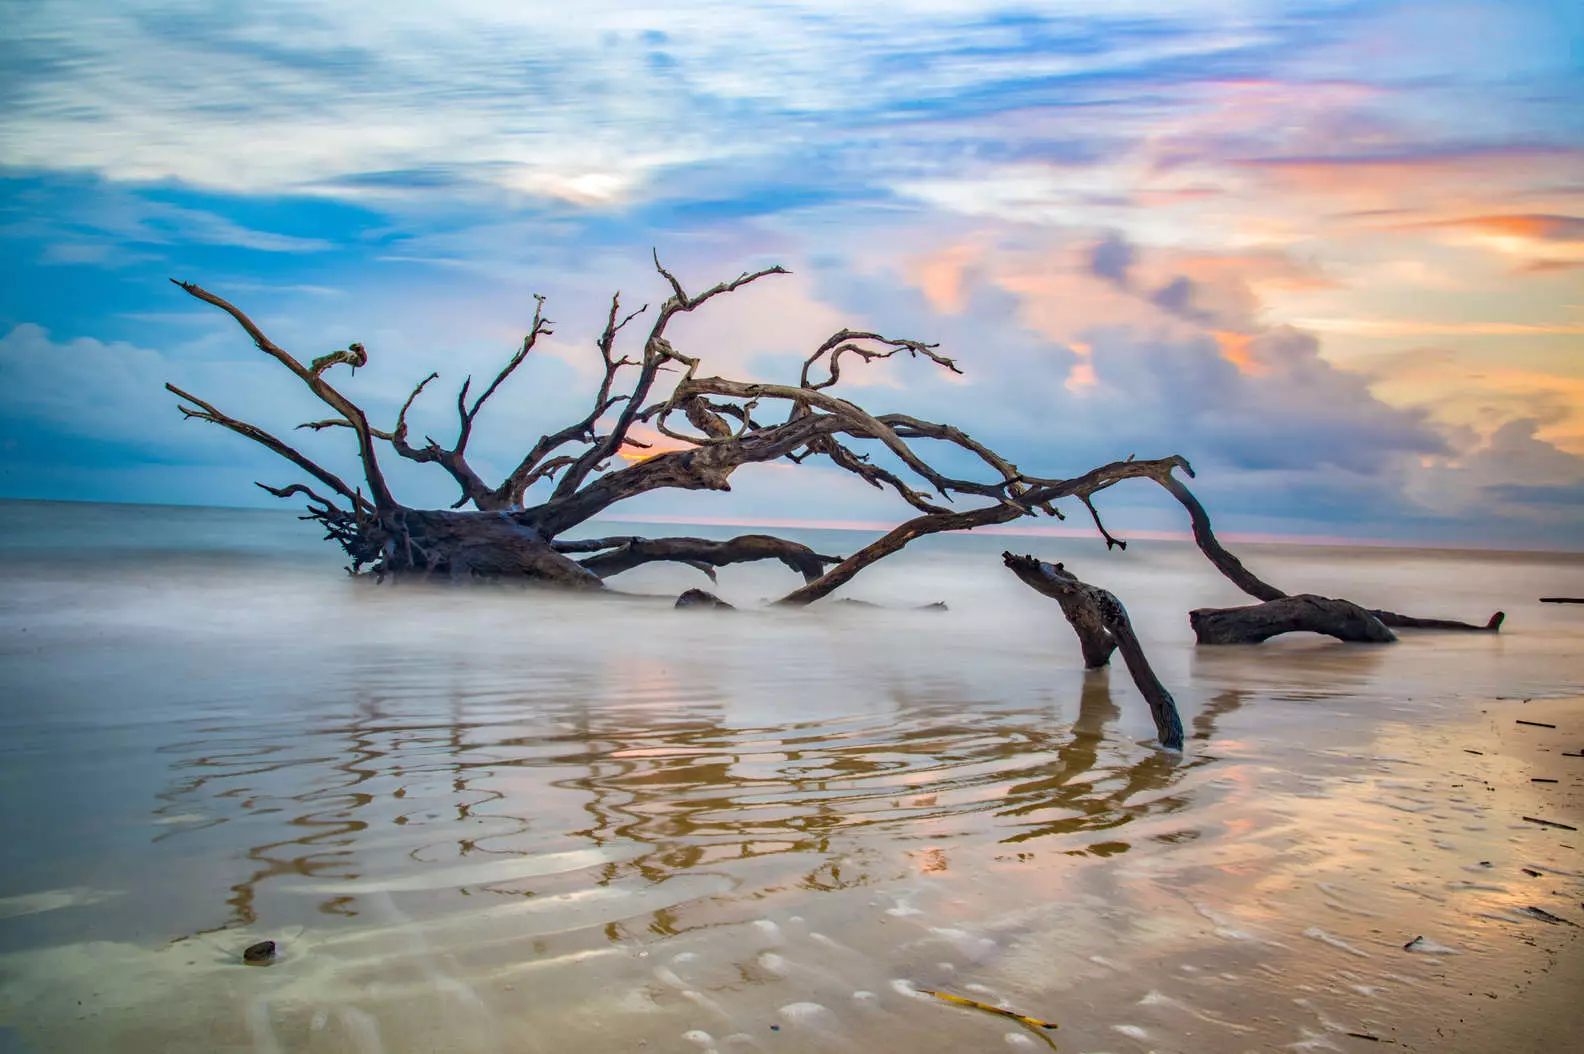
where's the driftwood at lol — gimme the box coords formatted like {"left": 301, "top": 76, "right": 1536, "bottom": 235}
{"left": 1370, "top": 608, "right": 1504, "bottom": 632}
{"left": 1002, "top": 553, "right": 1184, "bottom": 750}
{"left": 675, "top": 589, "right": 734, "bottom": 610}
{"left": 166, "top": 255, "right": 1257, "bottom": 607}
{"left": 1190, "top": 595, "right": 1397, "bottom": 645}
{"left": 1002, "top": 555, "right": 1117, "bottom": 668}
{"left": 1540, "top": 597, "right": 1584, "bottom": 604}
{"left": 552, "top": 534, "right": 840, "bottom": 583}
{"left": 1004, "top": 464, "right": 1504, "bottom": 742}
{"left": 169, "top": 255, "right": 1512, "bottom": 757}
{"left": 1189, "top": 598, "right": 1504, "bottom": 644}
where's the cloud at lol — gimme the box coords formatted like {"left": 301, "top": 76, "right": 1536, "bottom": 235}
{"left": 1292, "top": 318, "right": 1584, "bottom": 337}
{"left": 0, "top": 0, "right": 1305, "bottom": 202}
{"left": 1, "top": 0, "right": 1581, "bottom": 549}
{"left": 1088, "top": 231, "right": 1134, "bottom": 286}
{"left": 1405, "top": 213, "right": 1584, "bottom": 271}
{"left": 1405, "top": 418, "right": 1584, "bottom": 538}
{"left": 1426, "top": 215, "right": 1584, "bottom": 242}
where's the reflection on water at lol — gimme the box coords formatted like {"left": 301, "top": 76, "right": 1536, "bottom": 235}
{"left": 149, "top": 666, "right": 1221, "bottom": 944}
{"left": 0, "top": 501, "right": 1582, "bottom": 1052}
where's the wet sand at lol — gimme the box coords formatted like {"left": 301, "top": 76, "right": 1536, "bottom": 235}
{"left": 1435, "top": 696, "right": 1583, "bottom": 1054}
{"left": 1, "top": 501, "right": 1582, "bottom": 1052}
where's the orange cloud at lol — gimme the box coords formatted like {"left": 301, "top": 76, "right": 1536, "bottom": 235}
{"left": 1293, "top": 317, "right": 1584, "bottom": 337}
{"left": 1422, "top": 214, "right": 1584, "bottom": 241}
{"left": 1405, "top": 213, "right": 1584, "bottom": 271}
{"left": 909, "top": 242, "right": 983, "bottom": 315}
{"left": 1364, "top": 353, "right": 1584, "bottom": 455}
{"left": 1235, "top": 147, "right": 1580, "bottom": 213}
{"left": 1064, "top": 341, "right": 1096, "bottom": 392}
{"left": 1209, "top": 330, "right": 1268, "bottom": 376}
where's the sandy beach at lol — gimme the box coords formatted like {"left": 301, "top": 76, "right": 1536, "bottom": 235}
{"left": 1, "top": 502, "right": 1582, "bottom": 1052}
{"left": 1432, "top": 696, "right": 1583, "bottom": 1054}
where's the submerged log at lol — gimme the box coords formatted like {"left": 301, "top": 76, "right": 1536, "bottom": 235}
{"left": 554, "top": 534, "right": 841, "bottom": 583}
{"left": 676, "top": 588, "right": 734, "bottom": 609}
{"left": 1191, "top": 597, "right": 1504, "bottom": 644}
{"left": 1190, "top": 595, "right": 1396, "bottom": 645}
{"left": 1371, "top": 608, "right": 1504, "bottom": 632}
{"left": 1003, "top": 553, "right": 1184, "bottom": 750}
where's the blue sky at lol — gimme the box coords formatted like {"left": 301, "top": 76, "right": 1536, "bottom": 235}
{"left": 1, "top": 0, "right": 1581, "bottom": 548}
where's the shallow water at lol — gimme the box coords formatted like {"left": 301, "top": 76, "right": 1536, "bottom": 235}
{"left": 0, "top": 500, "right": 1581, "bottom": 1052}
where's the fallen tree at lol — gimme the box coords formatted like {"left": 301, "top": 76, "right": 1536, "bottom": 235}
{"left": 167, "top": 256, "right": 1501, "bottom": 750}
{"left": 166, "top": 255, "right": 1237, "bottom": 606}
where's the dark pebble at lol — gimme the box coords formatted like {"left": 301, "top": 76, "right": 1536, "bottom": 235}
{"left": 243, "top": 940, "right": 277, "bottom": 964}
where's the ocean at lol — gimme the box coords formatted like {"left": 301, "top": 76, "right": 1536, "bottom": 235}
{"left": 0, "top": 498, "right": 1580, "bottom": 1052}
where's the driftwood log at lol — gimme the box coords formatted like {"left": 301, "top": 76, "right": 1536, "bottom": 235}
{"left": 165, "top": 255, "right": 1278, "bottom": 608}
{"left": 1003, "top": 553, "right": 1184, "bottom": 750}
{"left": 1190, "top": 595, "right": 1397, "bottom": 645}
{"left": 1002, "top": 556, "right": 1117, "bottom": 668}
{"left": 1005, "top": 468, "right": 1503, "bottom": 745}
{"left": 1188, "top": 595, "right": 1503, "bottom": 644}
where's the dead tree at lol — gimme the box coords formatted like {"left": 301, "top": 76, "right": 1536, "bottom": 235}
{"left": 166, "top": 255, "right": 1242, "bottom": 605}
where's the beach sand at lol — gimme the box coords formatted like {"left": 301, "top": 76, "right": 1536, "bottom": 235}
{"left": 2, "top": 502, "right": 1582, "bottom": 1051}
{"left": 1434, "top": 696, "right": 1583, "bottom": 1054}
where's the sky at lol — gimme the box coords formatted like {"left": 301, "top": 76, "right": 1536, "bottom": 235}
{"left": 1, "top": 0, "right": 1581, "bottom": 549}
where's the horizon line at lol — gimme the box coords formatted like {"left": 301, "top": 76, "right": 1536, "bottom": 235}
{"left": 1, "top": 493, "right": 1575, "bottom": 558}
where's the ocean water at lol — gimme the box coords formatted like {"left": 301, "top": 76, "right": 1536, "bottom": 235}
{"left": 0, "top": 498, "right": 1581, "bottom": 1053}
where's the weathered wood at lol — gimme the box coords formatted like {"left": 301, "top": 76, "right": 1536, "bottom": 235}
{"left": 675, "top": 589, "right": 734, "bottom": 609}
{"left": 1154, "top": 472, "right": 1286, "bottom": 602}
{"left": 170, "top": 259, "right": 1242, "bottom": 596}
{"left": 1371, "top": 608, "right": 1504, "bottom": 632}
{"left": 1000, "top": 553, "right": 1116, "bottom": 668}
{"left": 1003, "top": 553, "right": 1183, "bottom": 750}
{"left": 169, "top": 256, "right": 1497, "bottom": 633}
{"left": 555, "top": 534, "right": 840, "bottom": 583}
{"left": 1190, "top": 595, "right": 1396, "bottom": 644}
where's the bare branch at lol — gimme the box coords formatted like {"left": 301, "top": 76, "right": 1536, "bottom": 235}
{"left": 1151, "top": 467, "right": 1286, "bottom": 602}
{"left": 1002, "top": 552, "right": 1184, "bottom": 750}
{"left": 166, "top": 382, "right": 370, "bottom": 511}
{"left": 1002, "top": 553, "right": 1116, "bottom": 667}
{"left": 778, "top": 457, "right": 1192, "bottom": 605}
{"left": 490, "top": 294, "right": 644, "bottom": 508}
{"left": 558, "top": 534, "right": 842, "bottom": 583}
{"left": 813, "top": 436, "right": 951, "bottom": 514}
{"left": 547, "top": 258, "right": 789, "bottom": 500}
{"left": 173, "top": 280, "right": 396, "bottom": 510}
{"left": 254, "top": 481, "right": 346, "bottom": 515}
{"left": 454, "top": 296, "right": 552, "bottom": 456}
{"left": 662, "top": 377, "right": 1012, "bottom": 500}
{"left": 800, "top": 329, "right": 961, "bottom": 393}
{"left": 392, "top": 372, "right": 440, "bottom": 448}
{"left": 1078, "top": 492, "right": 1126, "bottom": 551}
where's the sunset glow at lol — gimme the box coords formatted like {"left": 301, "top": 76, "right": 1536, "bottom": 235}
{"left": 0, "top": 0, "right": 1578, "bottom": 548}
